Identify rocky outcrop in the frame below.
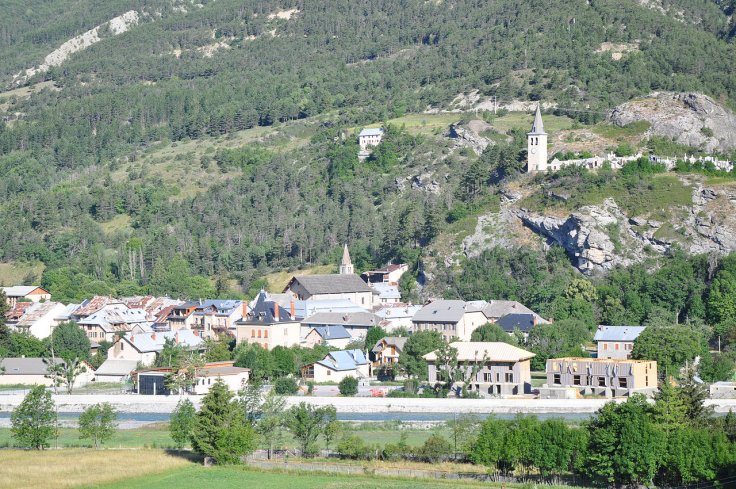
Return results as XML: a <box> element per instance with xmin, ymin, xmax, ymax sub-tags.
<box><xmin>14</xmin><ymin>10</ymin><xmax>140</xmax><ymax>84</ymax></box>
<box><xmin>609</xmin><ymin>92</ymin><xmax>736</xmax><ymax>153</ymax></box>
<box><xmin>446</xmin><ymin>120</ymin><xmax>494</xmax><ymax>155</ymax></box>
<box><xmin>517</xmin><ymin>199</ymin><xmax>648</xmax><ymax>274</ymax></box>
<box><xmin>516</xmin><ymin>183</ymin><xmax>736</xmax><ymax>274</ymax></box>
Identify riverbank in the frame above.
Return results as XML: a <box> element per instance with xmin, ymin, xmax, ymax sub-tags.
<box><xmin>2</xmin><ymin>394</ymin><xmax>736</xmax><ymax>414</ymax></box>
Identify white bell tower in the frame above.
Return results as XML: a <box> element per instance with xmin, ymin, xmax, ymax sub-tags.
<box><xmin>527</xmin><ymin>105</ymin><xmax>548</xmax><ymax>173</ymax></box>
<box><xmin>339</xmin><ymin>244</ymin><xmax>354</xmax><ymax>275</ymax></box>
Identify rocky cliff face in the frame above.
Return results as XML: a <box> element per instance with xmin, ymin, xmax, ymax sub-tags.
<box><xmin>514</xmin><ymin>182</ymin><xmax>736</xmax><ymax>275</ymax></box>
<box><xmin>609</xmin><ymin>92</ymin><xmax>736</xmax><ymax>153</ymax></box>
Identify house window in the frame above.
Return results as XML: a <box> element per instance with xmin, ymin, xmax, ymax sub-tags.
<box><xmin>496</xmin><ymin>373</ymin><xmax>500</xmax><ymax>382</ymax></box>
<box><xmin>603</xmin><ymin>343</ymin><xmax>608</xmax><ymax>350</ymax></box>
<box><xmin>615</xmin><ymin>344</ymin><xmax>620</xmax><ymax>351</ymax></box>
<box><xmin>619</xmin><ymin>378</ymin><xmax>628</xmax><ymax>388</ymax></box>
<box><xmin>573</xmin><ymin>375</ymin><xmax>582</xmax><ymax>386</ymax></box>
<box><xmin>120</xmin><ymin>343</ymin><xmax>124</xmax><ymax>350</ymax></box>
<box><xmin>251</xmin><ymin>330</ymin><xmax>255</xmax><ymax>338</ymax></box>
<box><xmin>597</xmin><ymin>377</ymin><xmax>606</xmax><ymax>387</ymax></box>
<box><xmin>483</xmin><ymin>372</ymin><xmax>492</xmax><ymax>383</ymax></box>
<box><xmin>505</xmin><ymin>372</ymin><xmax>513</xmax><ymax>383</ymax></box>
<box><xmin>257</xmin><ymin>330</ymin><xmax>262</xmax><ymax>338</ymax></box>
<box><xmin>327</xmin><ymin>370</ymin><xmax>331</xmax><ymax>376</ymax></box>
<box><xmin>264</xmin><ymin>330</ymin><xmax>268</xmax><ymax>338</ymax></box>
<box><xmin>553</xmin><ymin>374</ymin><xmax>561</xmax><ymax>385</ymax></box>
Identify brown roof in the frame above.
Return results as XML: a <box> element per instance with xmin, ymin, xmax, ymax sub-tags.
<box><xmin>73</xmin><ymin>296</ymin><xmax>115</xmax><ymax>317</ymax></box>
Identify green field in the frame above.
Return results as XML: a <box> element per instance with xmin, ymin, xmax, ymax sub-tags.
<box><xmin>0</xmin><ymin>422</ymin><xmax>453</xmax><ymax>450</ymax></box>
<box><xmin>89</xmin><ymin>465</ymin><xmax>504</xmax><ymax>489</ymax></box>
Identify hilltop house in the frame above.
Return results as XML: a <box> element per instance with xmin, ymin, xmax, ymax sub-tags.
<box><xmin>8</xmin><ymin>301</ymin><xmax>68</xmax><ymax>339</ymax></box>
<box><xmin>234</xmin><ymin>291</ymin><xmax>301</xmax><ymax>349</ymax></box>
<box><xmin>544</xmin><ymin>357</ymin><xmax>657</xmax><ymax>397</ymax></box>
<box><xmin>424</xmin><ymin>342</ymin><xmax>536</xmax><ymax>397</ymax></box>
<box><xmin>106</xmin><ymin>329</ymin><xmax>205</xmax><ymax>366</ymax></box>
<box><xmin>301</xmin><ymin>311</ymin><xmax>381</xmax><ymax>339</ymax></box>
<box><xmin>303</xmin><ymin>325</ymin><xmax>353</xmax><ymax>349</ymax></box>
<box><xmin>411</xmin><ymin>300</ymin><xmax>489</xmax><ymax>342</ymax></box>
<box><xmin>358</xmin><ymin>127</ymin><xmax>384</xmax><ymax>154</ymax></box>
<box><xmin>593</xmin><ymin>325</ymin><xmax>646</xmax><ymax>359</ymax></box>
<box><xmin>301</xmin><ymin>349</ymin><xmax>370</xmax><ymax>383</ymax></box>
<box><xmin>1</xmin><ymin>286</ymin><xmax>51</xmax><ymax>306</ymax></box>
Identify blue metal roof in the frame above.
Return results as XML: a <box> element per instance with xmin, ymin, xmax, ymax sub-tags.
<box><xmin>593</xmin><ymin>326</ymin><xmax>646</xmax><ymax>342</ymax></box>
<box><xmin>317</xmin><ymin>349</ymin><xmax>368</xmax><ymax>371</ymax></box>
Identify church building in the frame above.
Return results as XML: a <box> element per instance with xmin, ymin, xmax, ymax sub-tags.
<box><xmin>527</xmin><ymin>105</ymin><xmax>548</xmax><ymax>173</ymax></box>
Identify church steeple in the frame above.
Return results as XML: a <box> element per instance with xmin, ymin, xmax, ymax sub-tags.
<box><xmin>527</xmin><ymin>104</ymin><xmax>548</xmax><ymax>173</ymax></box>
<box><xmin>529</xmin><ymin>104</ymin><xmax>546</xmax><ymax>135</ymax></box>
<box><xmin>339</xmin><ymin>243</ymin><xmax>354</xmax><ymax>275</ymax></box>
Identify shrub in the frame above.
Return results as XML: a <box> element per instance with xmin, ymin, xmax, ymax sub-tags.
<box><xmin>337</xmin><ymin>434</ymin><xmax>372</xmax><ymax>459</ymax></box>
<box><xmin>420</xmin><ymin>434</ymin><xmax>452</xmax><ymax>463</ymax></box>
<box><xmin>273</xmin><ymin>377</ymin><xmax>299</xmax><ymax>395</ymax></box>
<box><xmin>338</xmin><ymin>376</ymin><xmax>358</xmax><ymax>396</ymax></box>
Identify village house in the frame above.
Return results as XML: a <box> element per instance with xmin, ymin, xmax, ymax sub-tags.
<box><xmin>134</xmin><ymin>361</ymin><xmax>250</xmax><ymax>395</ymax></box>
<box><xmin>361</xmin><ymin>263</ymin><xmax>408</xmax><ymax>286</ymax></box>
<box><xmin>106</xmin><ymin>329</ymin><xmax>205</xmax><ymax>366</ymax></box>
<box><xmin>544</xmin><ymin>357</ymin><xmax>657</xmax><ymax>398</ymax></box>
<box><xmin>495</xmin><ymin>313</ymin><xmax>547</xmax><ymax>337</ymax></box>
<box><xmin>303</xmin><ymin>325</ymin><xmax>353</xmax><ymax>349</ymax></box>
<box><xmin>70</xmin><ymin>296</ymin><xmax>116</xmax><ymax>321</ymax></box>
<box><xmin>78</xmin><ymin>303</ymin><xmax>151</xmax><ymax>343</ymax></box>
<box><xmin>1</xmin><ymin>286</ymin><xmax>51</xmax><ymax>307</ymax></box>
<box><xmin>283</xmin><ymin>245</ymin><xmax>375</xmax><ymax>308</ymax></box>
<box><xmin>374</xmin><ymin>303</ymin><xmax>421</xmax><ymax>332</ymax></box>
<box><xmin>292</xmin><ymin>298</ymin><xmax>369</xmax><ymax>320</ymax></box>
<box><xmin>301</xmin><ymin>349</ymin><xmax>370</xmax><ymax>383</ymax></box>
<box><xmin>8</xmin><ymin>301</ymin><xmax>69</xmax><ymax>339</ymax></box>
<box><xmin>370</xmin><ymin>283</ymin><xmax>402</xmax><ymax>305</ymax></box>
<box><xmin>371</xmin><ymin>336</ymin><xmax>408</xmax><ymax>370</ymax></box>
<box><xmin>234</xmin><ymin>292</ymin><xmax>301</xmax><ymax>349</ymax></box>
<box><xmin>301</xmin><ymin>311</ymin><xmax>381</xmax><ymax>339</ymax></box>
<box><xmin>94</xmin><ymin>359</ymin><xmax>140</xmax><ymax>383</ymax></box>
<box><xmin>424</xmin><ymin>342</ymin><xmax>536</xmax><ymax>397</ymax></box>
<box><xmin>191</xmin><ymin>299</ymin><xmax>243</xmax><ymax>338</ymax></box>
<box><xmin>593</xmin><ymin>325</ymin><xmax>646</xmax><ymax>359</ymax></box>
<box><xmin>482</xmin><ymin>300</ymin><xmax>546</xmax><ymax>323</ymax></box>
<box><xmin>0</xmin><ymin>357</ymin><xmax>95</xmax><ymax>388</ymax></box>
<box><xmin>411</xmin><ymin>300</ymin><xmax>490</xmax><ymax>342</ymax></box>
<box><xmin>121</xmin><ymin>296</ymin><xmax>183</xmax><ymax>317</ymax></box>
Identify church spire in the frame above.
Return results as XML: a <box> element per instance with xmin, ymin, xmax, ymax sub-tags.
<box><xmin>529</xmin><ymin>104</ymin><xmax>546</xmax><ymax>135</ymax></box>
<box><xmin>339</xmin><ymin>243</ymin><xmax>354</xmax><ymax>275</ymax></box>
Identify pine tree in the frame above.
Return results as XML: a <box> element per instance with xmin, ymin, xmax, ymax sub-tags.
<box><xmin>191</xmin><ymin>379</ymin><xmax>255</xmax><ymax>464</ymax></box>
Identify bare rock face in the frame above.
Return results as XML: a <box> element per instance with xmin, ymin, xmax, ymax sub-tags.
<box><xmin>446</xmin><ymin>120</ymin><xmax>494</xmax><ymax>156</ymax></box>
<box><xmin>517</xmin><ymin>199</ymin><xmax>645</xmax><ymax>274</ymax></box>
<box><xmin>609</xmin><ymin>92</ymin><xmax>736</xmax><ymax>153</ymax></box>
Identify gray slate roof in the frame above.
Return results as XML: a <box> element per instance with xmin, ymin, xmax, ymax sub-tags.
<box><xmin>359</xmin><ymin>128</ymin><xmax>384</xmax><ymax>137</ymax></box>
<box><xmin>594</xmin><ymin>326</ymin><xmax>646</xmax><ymax>342</ymax></box>
<box><xmin>286</xmin><ymin>274</ymin><xmax>372</xmax><ymax>295</ymax></box>
<box><xmin>310</xmin><ymin>325</ymin><xmax>352</xmax><ymax>340</ymax></box>
<box><xmin>124</xmin><ymin>329</ymin><xmax>204</xmax><ymax>353</ymax></box>
<box><xmin>1</xmin><ymin>286</ymin><xmax>45</xmax><ymax>297</ymax></box>
<box><xmin>412</xmin><ymin>300</ymin><xmax>473</xmax><ymax>323</ymax></box>
<box><xmin>95</xmin><ymin>359</ymin><xmax>138</xmax><ymax>376</ymax></box>
<box><xmin>482</xmin><ymin>300</ymin><xmax>536</xmax><ymax>319</ymax></box>
<box><xmin>303</xmin><ymin>311</ymin><xmax>380</xmax><ymax>327</ymax></box>
<box><xmin>529</xmin><ymin>105</ymin><xmax>546</xmax><ymax>135</ymax></box>
<box><xmin>239</xmin><ymin>291</ymin><xmax>294</xmax><ymax>324</ymax></box>
<box><xmin>0</xmin><ymin>357</ymin><xmax>63</xmax><ymax>375</ymax></box>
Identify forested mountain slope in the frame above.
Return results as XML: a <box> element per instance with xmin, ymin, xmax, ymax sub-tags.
<box><xmin>0</xmin><ymin>0</ymin><xmax>735</xmax><ymax>301</ymax></box>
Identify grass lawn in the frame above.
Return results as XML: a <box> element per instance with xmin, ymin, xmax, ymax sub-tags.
<box><xmin>89</xmin><ymin>464</ymin><xmax>505</xmax><ymax>489</ymax></box>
